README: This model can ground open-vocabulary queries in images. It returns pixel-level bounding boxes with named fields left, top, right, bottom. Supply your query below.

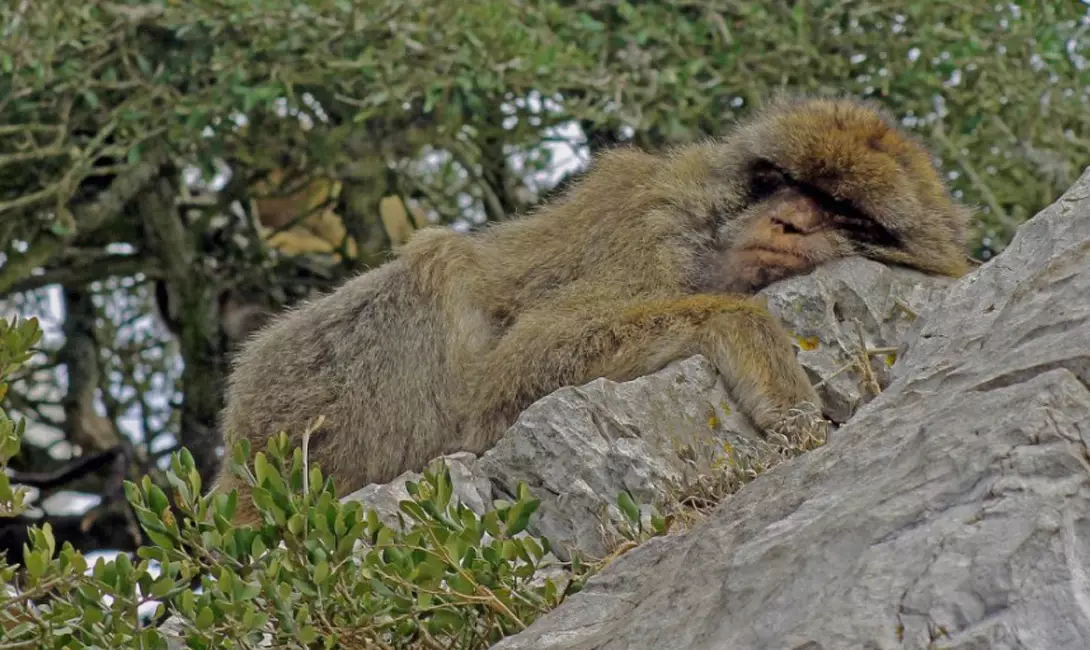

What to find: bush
left=0, top=317, right=590, bottom=649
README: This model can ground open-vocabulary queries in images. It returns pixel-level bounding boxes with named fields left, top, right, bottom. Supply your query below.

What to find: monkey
left=213, top=95, right=972, bottom=525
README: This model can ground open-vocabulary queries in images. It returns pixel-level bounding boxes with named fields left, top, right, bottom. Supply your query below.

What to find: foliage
left=2, top=2, right=1089, bottom=259
left=0, top=317, right=42, bottom=519
left=0, top=0, right=1088, bottom=560
left=0, top=317, right=587, bottom=649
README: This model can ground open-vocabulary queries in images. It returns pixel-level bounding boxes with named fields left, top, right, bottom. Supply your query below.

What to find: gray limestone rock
left=762, top=257, right=956, bottom=423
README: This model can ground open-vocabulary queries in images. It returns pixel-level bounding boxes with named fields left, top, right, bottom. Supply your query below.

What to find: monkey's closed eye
left=799, top=188, right=903, bottom=249
left=829, top=211, right=902, bottom=248
left=747, top=159, right=788, bottom=201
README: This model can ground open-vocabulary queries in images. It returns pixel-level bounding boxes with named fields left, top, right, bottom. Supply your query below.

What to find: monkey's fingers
left=686, top=297, right=824, bottom=434
left=766, top=402, right=830, bottom=451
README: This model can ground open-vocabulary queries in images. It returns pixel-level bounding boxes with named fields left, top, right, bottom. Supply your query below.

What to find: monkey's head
left=693, top=96, right=973, bottom=294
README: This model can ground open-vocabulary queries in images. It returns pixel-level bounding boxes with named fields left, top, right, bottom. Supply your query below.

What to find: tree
left=1, top=0, right=1088, bottom=559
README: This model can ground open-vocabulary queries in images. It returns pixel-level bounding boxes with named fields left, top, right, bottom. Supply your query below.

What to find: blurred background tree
left=1, top=0, right=1088, bottom=559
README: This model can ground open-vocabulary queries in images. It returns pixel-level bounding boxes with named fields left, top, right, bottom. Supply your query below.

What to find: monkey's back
left=219, top=259, right=464, bottom=496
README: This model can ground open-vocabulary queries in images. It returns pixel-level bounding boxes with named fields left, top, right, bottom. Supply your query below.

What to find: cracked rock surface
left=490, top=171, right=1090, bottom=650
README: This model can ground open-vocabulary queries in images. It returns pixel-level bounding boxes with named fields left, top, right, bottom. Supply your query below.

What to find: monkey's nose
left=771, top=216, right=804, bottom=235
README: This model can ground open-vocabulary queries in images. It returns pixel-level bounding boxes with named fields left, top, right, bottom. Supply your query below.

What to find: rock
left=490, top=169, right=1090, bottom=650
left=476, top=354, right=771, bottom=560
left=343, top=452, right=491, bottom=528
left=762, top=258, right=955, bottom=423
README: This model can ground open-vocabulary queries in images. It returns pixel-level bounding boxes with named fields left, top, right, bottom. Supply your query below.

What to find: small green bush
left=0, top=316, right=40, bottom=520
left=0, top=316, right=590, bottom=649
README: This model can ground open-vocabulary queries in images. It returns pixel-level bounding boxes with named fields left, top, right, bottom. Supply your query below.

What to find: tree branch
left=6, top=446, right=125, bottom=491
left=57, top=287, right=120, bottom=453
left=138, top=174, right=225, bottom=487
left=0, top=446, right=142, bottom=564
left=0, top=147, right=167, bottom=295
left=0, top=254, right=158, bottom=298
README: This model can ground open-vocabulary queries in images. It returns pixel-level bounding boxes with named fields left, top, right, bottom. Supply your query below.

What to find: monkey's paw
left=766, top=402, right=830, bottom=451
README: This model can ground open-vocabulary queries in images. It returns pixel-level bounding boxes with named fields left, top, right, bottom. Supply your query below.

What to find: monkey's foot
left=766, top=402, right=830, bottom=452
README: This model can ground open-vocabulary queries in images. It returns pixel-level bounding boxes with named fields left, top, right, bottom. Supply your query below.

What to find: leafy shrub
left=0, top=316, right=589, bottom=649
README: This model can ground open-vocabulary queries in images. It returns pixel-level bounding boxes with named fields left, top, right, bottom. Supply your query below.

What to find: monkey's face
left=702, top=96, right=972, bottom=293
left=704, top=169, right=858, bottom=293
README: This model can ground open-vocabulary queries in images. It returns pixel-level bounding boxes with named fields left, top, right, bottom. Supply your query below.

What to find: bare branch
left=5, top=446, right=125, bottom=491
left=0, top=146, right=67, bottom=169
left=0, top=147, right=167, bottom=295
left=1, top=254, right=157, bottom=298
left=0, top=123, right=64, bottom=136
left=58, top=286, right=122, bottom=453
left=0, top=184, right=62, bottom=217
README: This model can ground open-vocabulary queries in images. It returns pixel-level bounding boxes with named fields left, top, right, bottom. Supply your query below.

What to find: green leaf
left=147, top=484, right=170, bottom=515
left=23, top=547, right=45, bottom=579
left=143, top=528, right=176, bottom=552
left=80, top=89, right=99, bottom=109
left=398, top=499, right=429, bottom=523
left=503, top=497, right=539, bottom=537
left=237, top=581, right=261, bottom=602
left=179, top=588, right=196, bottom=617
left=287, top=513, right=306, bottom=536
left=426, top=609, right=464, bottom=635
left=195, top=606, right=215, bottom=629
left=313, top=560, right=330, bottom=584
left=253, top=452, right=271, bottom=485
left=299, top=626, right=319, bottom=644
left=616, top=490, right=640, bottom=524
left=150, top=577, right=175, bottom=598
left=251, top=536, right=267, bottom=558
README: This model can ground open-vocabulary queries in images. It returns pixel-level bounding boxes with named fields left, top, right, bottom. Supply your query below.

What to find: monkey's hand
left=679, top=295, right=831, bottom=447
left=765, top=401, right=830, bottom=450
left=462, top=293, right=830, bottom=448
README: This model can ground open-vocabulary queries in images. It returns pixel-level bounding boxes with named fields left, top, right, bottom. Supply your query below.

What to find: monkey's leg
left=463, top=294, right=826, bottom=447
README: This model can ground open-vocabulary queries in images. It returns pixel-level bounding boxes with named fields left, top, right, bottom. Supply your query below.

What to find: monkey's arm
left=462, top=294, right=824, bottom=446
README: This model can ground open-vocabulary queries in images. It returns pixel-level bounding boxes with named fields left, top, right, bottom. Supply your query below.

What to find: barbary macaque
left=215, top=95, right=971, bottom=524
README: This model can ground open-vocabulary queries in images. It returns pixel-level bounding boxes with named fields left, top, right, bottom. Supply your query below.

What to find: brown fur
left=215, top=95, right=971, bottom=524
